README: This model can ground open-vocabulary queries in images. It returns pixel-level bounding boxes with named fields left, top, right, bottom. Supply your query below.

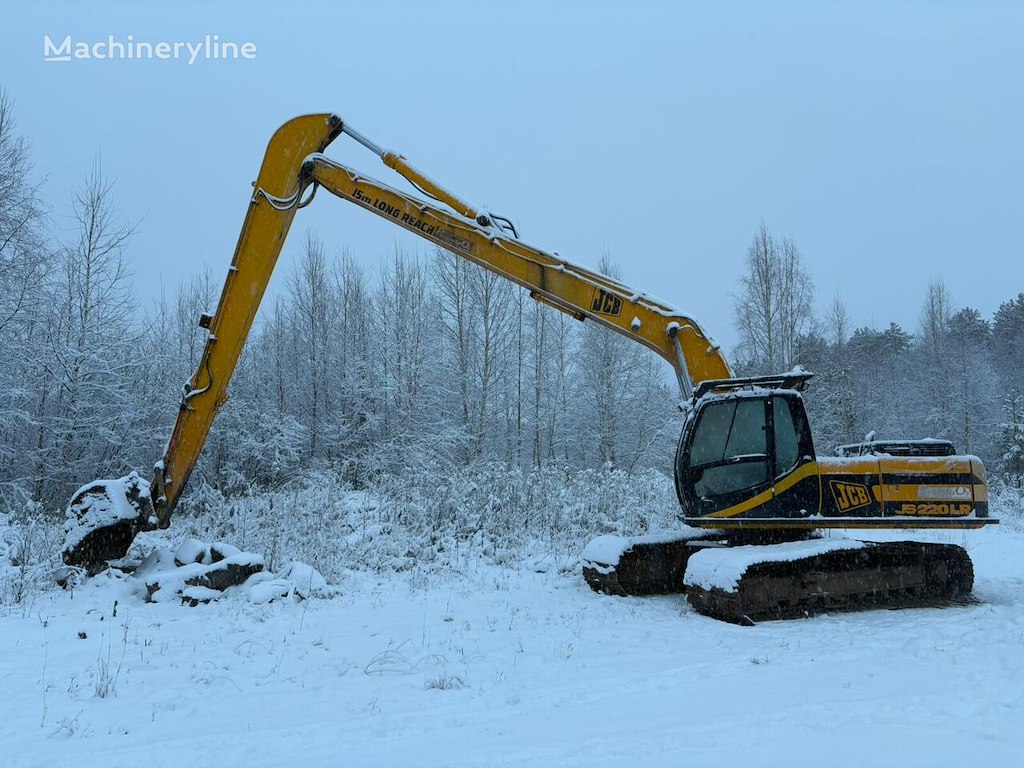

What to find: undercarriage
left=582, top=530, right=976, bottom=625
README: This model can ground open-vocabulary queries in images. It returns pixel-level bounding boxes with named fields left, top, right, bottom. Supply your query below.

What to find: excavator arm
left=62, top=112, right=731, bottom=567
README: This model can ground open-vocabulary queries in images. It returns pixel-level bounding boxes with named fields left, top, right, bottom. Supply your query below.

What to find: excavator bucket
left=62, top=472, right=156, bottom=570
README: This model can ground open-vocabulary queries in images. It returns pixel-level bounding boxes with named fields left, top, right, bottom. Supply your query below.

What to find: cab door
left=763, top=394, right=820, bottom=518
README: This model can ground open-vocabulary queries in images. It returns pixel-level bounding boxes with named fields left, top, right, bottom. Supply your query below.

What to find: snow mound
left=521, top=553, right=576, bottom=574
left=134, top=547, right=178, bottom=580
left=277, top=561, right=328, bottom=598
left=244, top=573, right=295, bottom=604
left=174, top=539, right=242, bottom=567
left=684, top=538, right=865, bottom=592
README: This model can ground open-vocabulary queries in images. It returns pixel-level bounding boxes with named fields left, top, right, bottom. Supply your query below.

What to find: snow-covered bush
left=168, top=463, right=682, bottom=581
left=990, top=475, right=1024, bottom=531
left=0, top=501, right=62, bottom=608
left=370, top=460, right=679, bottom=557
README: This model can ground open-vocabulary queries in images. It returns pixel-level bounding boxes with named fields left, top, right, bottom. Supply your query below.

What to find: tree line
left=732, top=223, right=1024, bottom=475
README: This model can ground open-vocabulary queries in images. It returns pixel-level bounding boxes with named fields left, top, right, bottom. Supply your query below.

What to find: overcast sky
left=3, top=0, right=1021, bottom=354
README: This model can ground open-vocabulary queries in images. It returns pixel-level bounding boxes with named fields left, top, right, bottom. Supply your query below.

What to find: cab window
left=688, top=399, right=768, bottom=498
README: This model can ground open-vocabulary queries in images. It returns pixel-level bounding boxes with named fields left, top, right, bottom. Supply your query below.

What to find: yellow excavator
left=62, top=114, right=997, bottom=623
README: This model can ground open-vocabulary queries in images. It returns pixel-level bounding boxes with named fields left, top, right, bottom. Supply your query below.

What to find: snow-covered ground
left=2, top=523, right=1022, bottom=768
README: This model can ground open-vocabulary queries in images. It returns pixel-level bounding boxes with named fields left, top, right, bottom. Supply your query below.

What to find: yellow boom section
left=151, top=114, right=342, bottom=519
left=151, top=113, right=731, bottom=525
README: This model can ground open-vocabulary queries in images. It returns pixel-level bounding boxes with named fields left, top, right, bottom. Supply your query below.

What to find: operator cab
left=674, top=373, right=817, bottom=522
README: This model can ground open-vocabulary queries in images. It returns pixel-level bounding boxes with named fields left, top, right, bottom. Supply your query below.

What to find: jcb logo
left=591, top=289, right=622, bottom=317
left=830, top=480, right=872, bottom=512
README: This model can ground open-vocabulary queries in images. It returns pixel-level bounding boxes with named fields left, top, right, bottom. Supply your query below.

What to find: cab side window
left=772, top=397, right=801, bottom=478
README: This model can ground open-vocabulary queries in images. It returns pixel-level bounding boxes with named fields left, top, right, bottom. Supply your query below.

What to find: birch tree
left=288, top=232, right=333, bottom=458
left=36, top=161, right=139, bottom=502
left=733, top=223, right=814, bottom=373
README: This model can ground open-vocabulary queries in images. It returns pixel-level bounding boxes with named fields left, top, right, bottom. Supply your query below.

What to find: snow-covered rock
left=128, top=546, right=334, bottom=606
left=174, top=538, right=209, bottom=566
left=145, top=550, right=265, bottom=602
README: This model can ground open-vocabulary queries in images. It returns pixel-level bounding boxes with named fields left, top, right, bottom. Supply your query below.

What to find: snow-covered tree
left=573, top=255, right=675, bottom=470
left=33, top=161, right=142, bottom=504
left=733, top=222, right=814, bottom=373
left=944, top=307, right=997, bottom=456
left=992, top=293, right=1024, bottom=390
left=999, top=390, right=1024, bottom=482
left=0, top=90, right=48, bottom=508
